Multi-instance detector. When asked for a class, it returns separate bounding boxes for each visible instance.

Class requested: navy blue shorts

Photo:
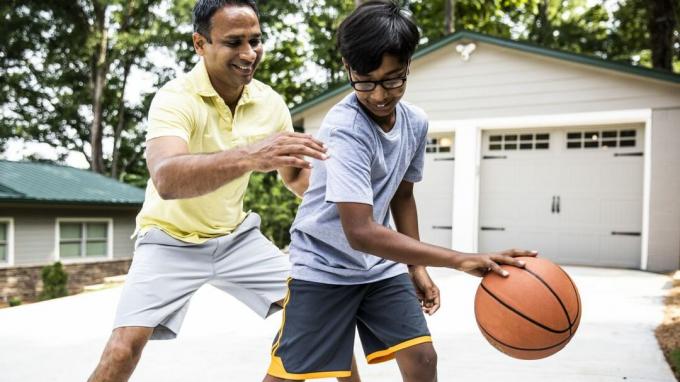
[267,273,432,380]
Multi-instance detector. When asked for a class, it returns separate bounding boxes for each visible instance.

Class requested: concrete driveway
[0,266,675,381]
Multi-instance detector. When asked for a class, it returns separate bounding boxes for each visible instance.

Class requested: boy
[264,1,536,381]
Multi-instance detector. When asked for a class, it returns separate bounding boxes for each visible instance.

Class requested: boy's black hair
[193,0,259,42]
[337,0,420,74]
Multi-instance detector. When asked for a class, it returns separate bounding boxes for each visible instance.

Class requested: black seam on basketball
[478,323,572,352]
[480,284,570,334]
[520,266,574,334]
[559,268,582,327]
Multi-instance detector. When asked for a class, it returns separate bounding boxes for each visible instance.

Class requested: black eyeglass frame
[347,67,410,92]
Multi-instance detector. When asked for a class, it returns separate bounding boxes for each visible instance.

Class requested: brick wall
[0,259,132,302]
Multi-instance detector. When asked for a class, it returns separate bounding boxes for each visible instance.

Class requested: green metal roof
[291,30,680,117]
[0,160,145,206]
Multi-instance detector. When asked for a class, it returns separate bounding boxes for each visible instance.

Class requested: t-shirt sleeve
[146,88,194,142]
[325,124,375,205]
[403,121,429,183]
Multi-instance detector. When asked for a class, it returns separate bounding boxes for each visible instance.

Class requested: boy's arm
[390,180,440,314]
[337,201,533,276]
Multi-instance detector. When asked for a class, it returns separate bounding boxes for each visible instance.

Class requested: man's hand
[455,249,538,278]
[247,132,328,172]
[409,266,440,315]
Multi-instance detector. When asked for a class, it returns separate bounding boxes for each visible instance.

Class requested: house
[0,160,144,301]
[291,30,680,272]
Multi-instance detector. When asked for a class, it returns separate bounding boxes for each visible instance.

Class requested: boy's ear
[342,57,350,71]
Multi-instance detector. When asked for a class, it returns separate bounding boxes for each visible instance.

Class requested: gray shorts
[113,213,290,340]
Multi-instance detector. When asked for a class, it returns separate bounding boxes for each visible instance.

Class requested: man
[263,2,537,381]
[88,1,359,381]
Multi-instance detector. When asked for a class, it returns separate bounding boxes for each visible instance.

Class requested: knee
[104,335,146,365]
[414,347,437,370]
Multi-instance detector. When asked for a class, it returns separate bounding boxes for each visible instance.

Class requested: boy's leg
[87,327,153,382]
[356,273,435,381]
[264,278,362,380]
[394,342,438,382]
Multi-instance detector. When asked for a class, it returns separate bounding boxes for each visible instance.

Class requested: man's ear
[193,32,207,55]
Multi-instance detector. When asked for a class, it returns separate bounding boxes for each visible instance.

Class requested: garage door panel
[479,125,643,268]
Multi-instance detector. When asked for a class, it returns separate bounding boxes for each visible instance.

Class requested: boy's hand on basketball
[409,266,440,315]
[455,249,538,278]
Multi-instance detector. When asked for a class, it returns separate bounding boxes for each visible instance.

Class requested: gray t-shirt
[289,93,428,285]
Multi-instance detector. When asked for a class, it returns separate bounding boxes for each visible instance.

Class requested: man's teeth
[237,65,250,70]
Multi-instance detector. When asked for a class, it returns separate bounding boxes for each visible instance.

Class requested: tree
[647,0,677,71]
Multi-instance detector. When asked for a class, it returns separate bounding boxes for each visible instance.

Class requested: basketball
[474,256,581,360]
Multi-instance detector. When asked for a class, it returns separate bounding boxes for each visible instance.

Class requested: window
[566,129,637,149]
[0,222,7,263]
[489,133,550,151]
[58,220,111,259]
[425,136,453,153]
[0,218,13,265]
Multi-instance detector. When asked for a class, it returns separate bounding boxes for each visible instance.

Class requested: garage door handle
[432,225,452,230]
[611,231,641,236]
[551,196,556,213]
[481,227,505,231]
[482,155,507,159]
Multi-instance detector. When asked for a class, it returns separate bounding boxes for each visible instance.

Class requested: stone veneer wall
[0,259,132,302]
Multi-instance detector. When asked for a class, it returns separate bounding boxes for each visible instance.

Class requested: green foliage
[244,172,301,248]
[39,262,69,301]
[8,297,22,307]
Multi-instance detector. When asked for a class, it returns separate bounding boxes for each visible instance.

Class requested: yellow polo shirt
[135,59,293,243]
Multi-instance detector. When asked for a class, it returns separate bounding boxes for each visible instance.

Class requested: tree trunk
[532,0,552,45]
[647,0,677,71]
[111,60,131,179]
[90,3,109,174]
[445,0,455,34]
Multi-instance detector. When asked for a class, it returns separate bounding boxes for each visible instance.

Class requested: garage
[478,125,644,268]
[414,134,455,248]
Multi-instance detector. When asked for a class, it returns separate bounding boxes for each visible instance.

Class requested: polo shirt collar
[190,59,257,105]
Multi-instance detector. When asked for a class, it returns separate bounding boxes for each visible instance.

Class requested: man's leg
[394,342,438,382]
[88,327,153,382]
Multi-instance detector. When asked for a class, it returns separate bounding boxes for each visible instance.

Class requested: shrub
[39,262,69,301]
[8,297,21,307]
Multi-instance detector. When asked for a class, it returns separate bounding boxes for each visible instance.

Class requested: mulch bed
[655,274,680,381]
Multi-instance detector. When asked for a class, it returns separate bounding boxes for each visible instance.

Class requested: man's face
[193,4,263,89]
[346,54,409,119]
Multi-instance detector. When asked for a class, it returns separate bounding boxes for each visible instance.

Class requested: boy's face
[345,54,409,119]
[193,4,263,90]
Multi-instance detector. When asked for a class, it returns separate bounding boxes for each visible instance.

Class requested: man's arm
[147,132,327,200]
[277,166,311,198]
[337,199,534,276]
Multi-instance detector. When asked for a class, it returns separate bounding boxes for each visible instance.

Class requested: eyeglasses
[347,68,409,92]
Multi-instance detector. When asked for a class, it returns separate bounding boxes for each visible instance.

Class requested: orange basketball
[474,256,581,360]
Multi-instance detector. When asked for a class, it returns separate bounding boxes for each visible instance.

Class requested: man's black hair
[193,0,259,42]
[337,0,420,74]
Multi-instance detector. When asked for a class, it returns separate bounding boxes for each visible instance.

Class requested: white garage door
[413,134,455,248]
[478,125,644,268]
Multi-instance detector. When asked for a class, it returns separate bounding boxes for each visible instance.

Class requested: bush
[8,297,21,307]
[244,172,301,248]
[39,262,69,301]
